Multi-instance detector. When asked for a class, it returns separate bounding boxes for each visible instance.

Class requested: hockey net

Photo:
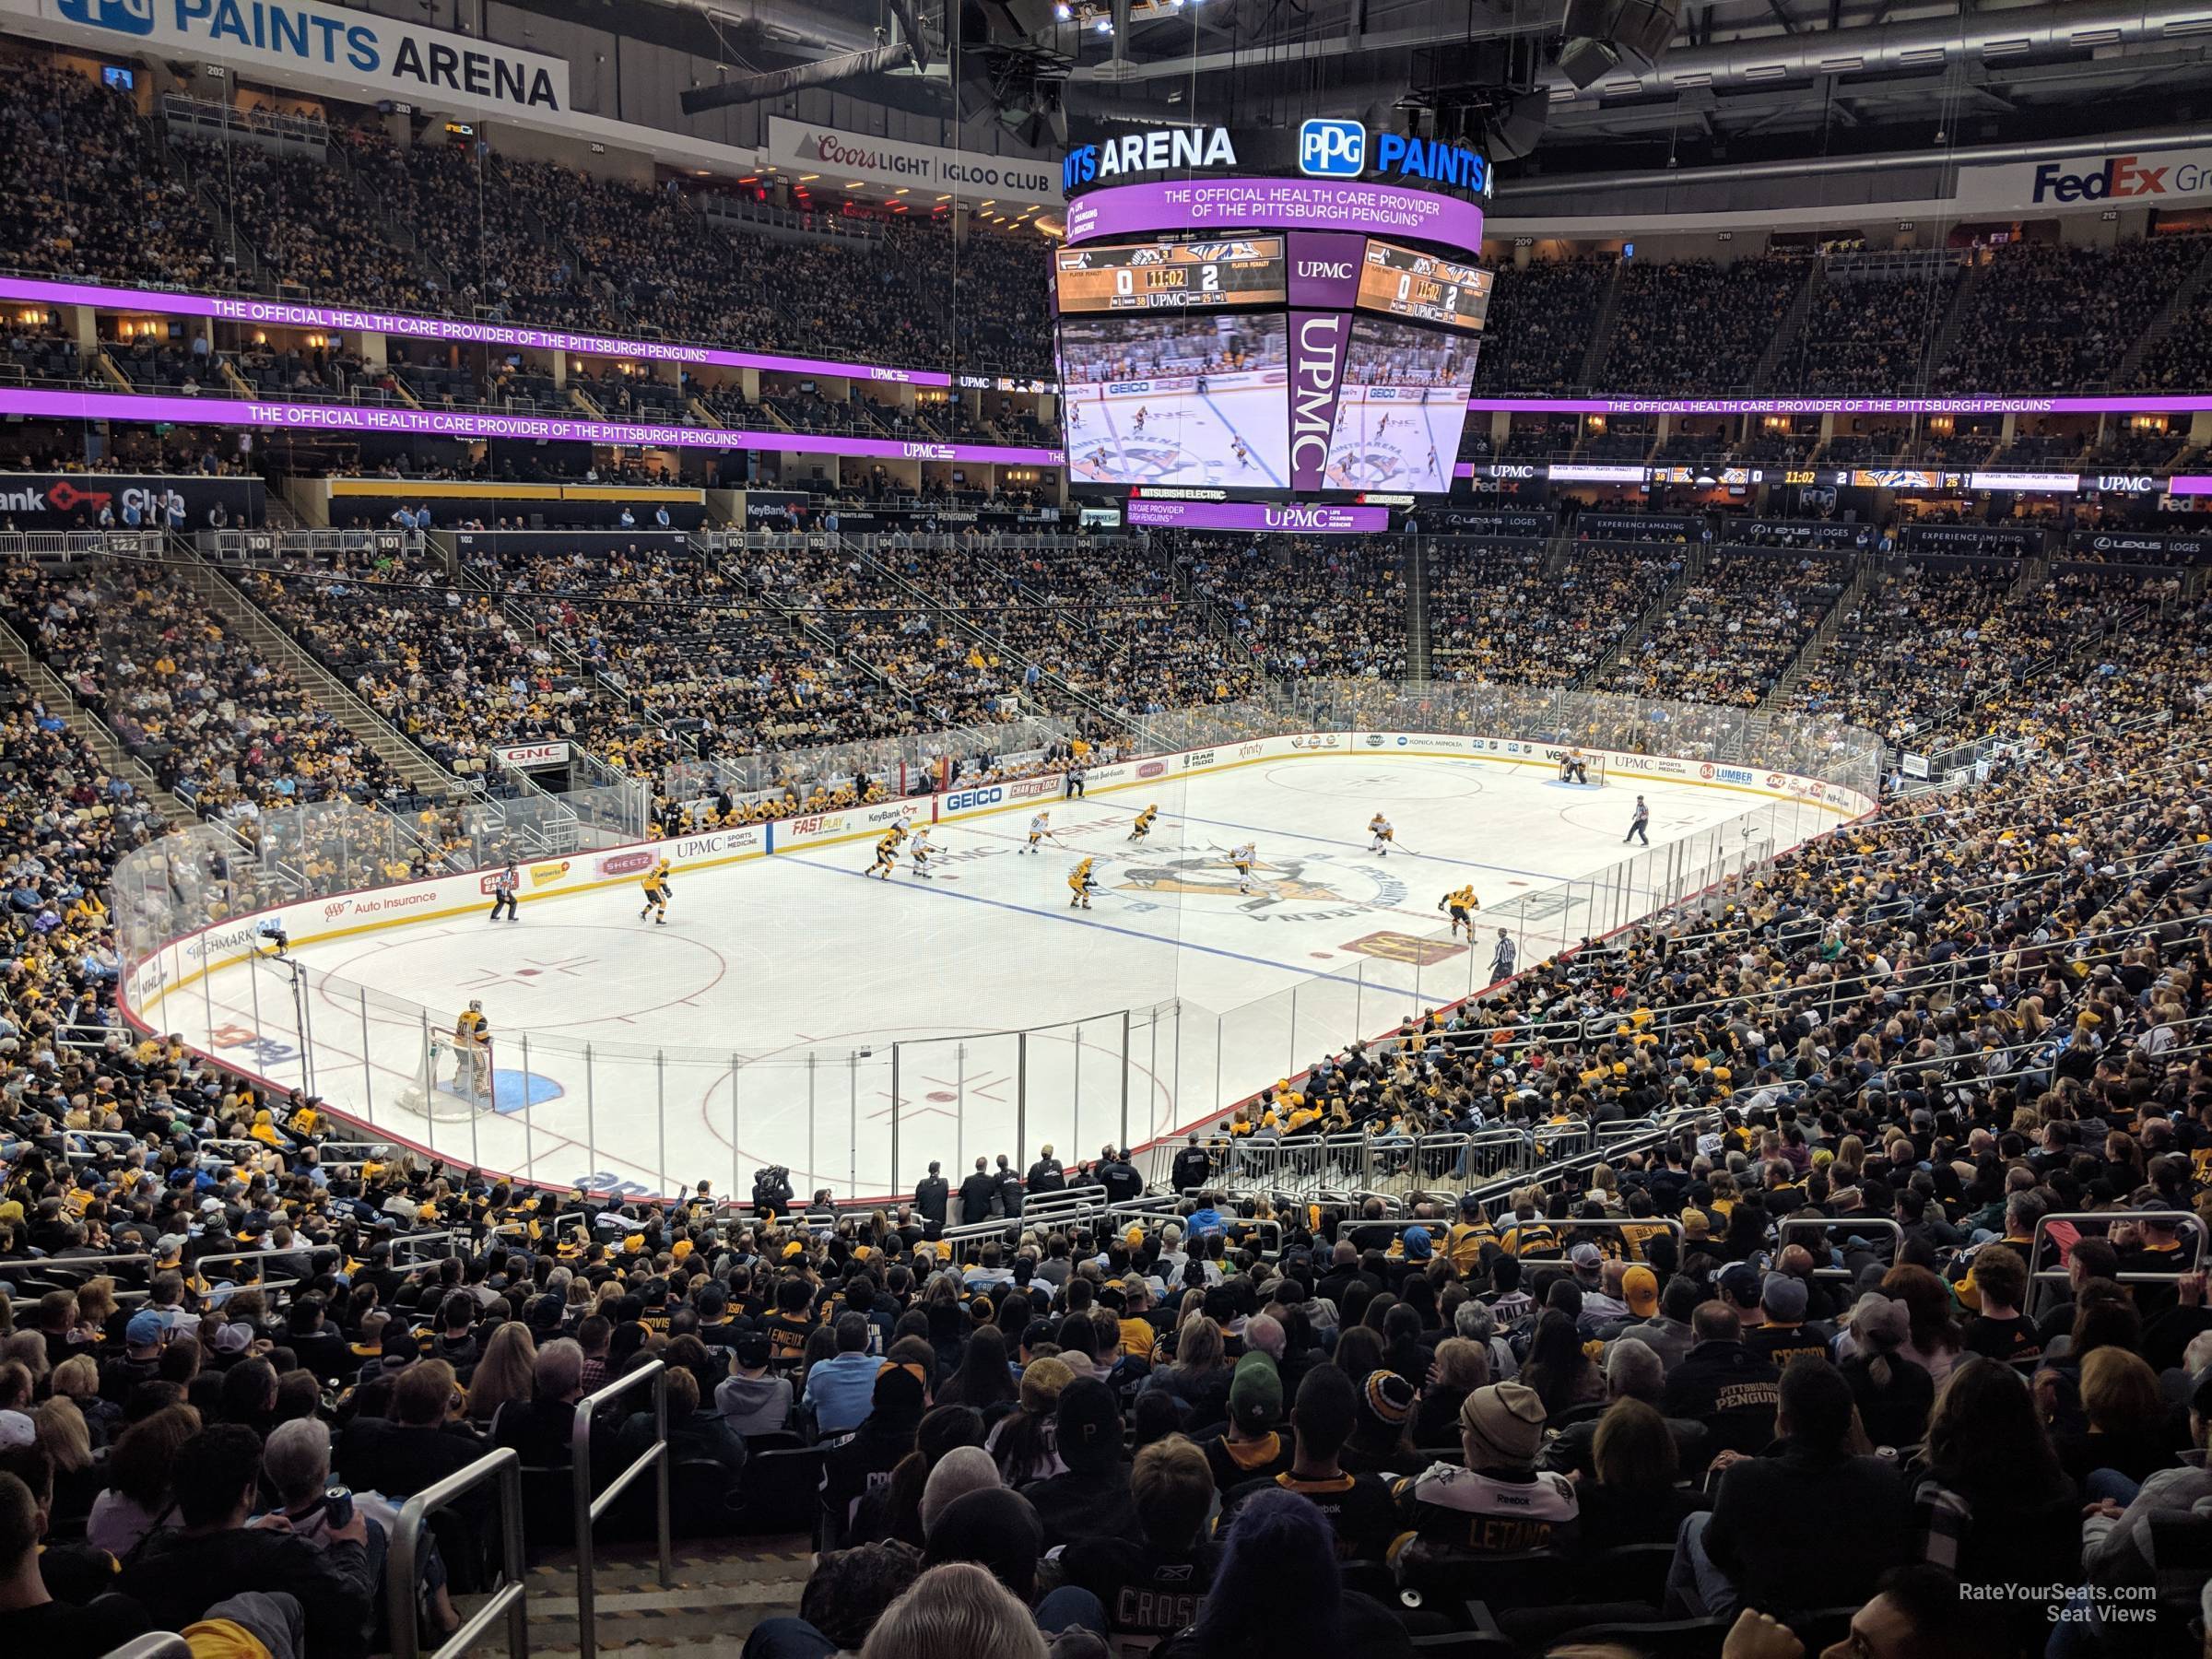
[395,1031,498,1121]
[1557,750,1607,787]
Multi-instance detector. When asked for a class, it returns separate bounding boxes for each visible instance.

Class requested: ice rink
[1324,390,1465,493]
[1067,386,1291,487]
[173,756,1812,1201]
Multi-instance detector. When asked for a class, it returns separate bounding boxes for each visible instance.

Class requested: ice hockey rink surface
[180,756,1801,1201]
[1066,387,1292,487]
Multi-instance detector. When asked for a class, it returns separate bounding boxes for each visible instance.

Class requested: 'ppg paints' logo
[57,0,153,35]
[1300,119,1366,177]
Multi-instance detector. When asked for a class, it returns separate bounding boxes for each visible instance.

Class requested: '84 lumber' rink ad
[119,730,1872,1201]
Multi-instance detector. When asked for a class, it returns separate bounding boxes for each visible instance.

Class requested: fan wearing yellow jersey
[1230,841,1256,895]
[1068,857,1098,911]
[1368,814,1395,855]
[639,860,672,924]
[1439,884,1480,938]
[1128,804,1159,842]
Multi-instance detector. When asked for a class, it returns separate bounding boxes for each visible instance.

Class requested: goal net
[395,1030,499,1121]
[1556,750,1607,787]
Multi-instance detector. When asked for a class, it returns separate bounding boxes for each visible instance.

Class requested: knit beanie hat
[1459,1381,1547,1468]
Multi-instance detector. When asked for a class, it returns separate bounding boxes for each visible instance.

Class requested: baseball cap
[1403,1227,1433,1263]
[1719,1262,1763,1308]
[735,1334,772,1369]
[1228,1351,1284,1433]
[1621,1265,1659,1318]
[1054,1377,1124,1473]
[212,1322,253,1356]
[1459,1382,1547,1467]
[1569,1241,1604,1277]
[1760,1273,1810,1323]
[0,1410,34,1450]
[125,1310,166,1347]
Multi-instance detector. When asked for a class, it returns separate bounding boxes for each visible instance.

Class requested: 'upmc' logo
[2030,154,2179,204]
[1300,119,1365,177]
[57,0,153,34]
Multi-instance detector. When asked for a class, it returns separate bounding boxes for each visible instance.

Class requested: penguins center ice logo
[1114,852,1407,923]
[1328,448,1405,489]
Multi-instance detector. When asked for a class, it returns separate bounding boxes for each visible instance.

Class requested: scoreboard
[1355,239,1492,332]
[1054,238,1288,312]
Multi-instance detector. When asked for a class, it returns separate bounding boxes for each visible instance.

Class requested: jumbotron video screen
[1056,232,1489,495]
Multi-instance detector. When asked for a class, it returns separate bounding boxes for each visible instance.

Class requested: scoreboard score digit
[1055,238,1288,312]
[1356,239,1494,332]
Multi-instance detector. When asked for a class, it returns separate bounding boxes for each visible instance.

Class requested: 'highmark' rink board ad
[121,734,1871,1025]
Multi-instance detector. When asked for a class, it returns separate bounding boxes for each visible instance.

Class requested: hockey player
[1129,804,1159,843]
[1021,812,1060,854]
[1439,884,1480,939]
[1068,857,1098,911]
[1368,814,1395,855]
[639,858,672,924]
[255,914,289,959]
[909,828,935,879]
[488,862,519,924]
[867,830,900,879]
[1559,748,1591,785]
[453,999,490,1097]
[1230,841,1257,895]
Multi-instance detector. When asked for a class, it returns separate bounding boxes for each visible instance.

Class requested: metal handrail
[100,1637,195,1659]
[1777,1215,1906,1279]
[2028,1210,2206,1286]
[571,1359,672,1659]
[387,1447,529,1659]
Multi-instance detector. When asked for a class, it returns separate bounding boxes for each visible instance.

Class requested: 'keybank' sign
[29,0,569,115]
[1956,144,2212,212]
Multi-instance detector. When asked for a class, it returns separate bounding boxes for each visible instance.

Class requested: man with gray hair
[1537,1337,1712,1477]
[1453,1300,1517,1381]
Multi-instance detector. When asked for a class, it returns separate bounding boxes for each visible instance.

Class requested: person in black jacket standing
[994,1155,1024,1219]
[913,1162,949,1231]
[1098,1146,1144,1205]
[1026,1146,1067,1194]
[959,1158,999,1226]
[1171,1134,1212,1196]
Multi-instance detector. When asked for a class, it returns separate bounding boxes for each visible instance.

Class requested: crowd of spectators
[1428,544,1678,687]
[1469,259,1616,394]
[1183,538,1409,683]
[0,500,2209,1657]
[1599,552,1847,707]
[1601,256,1809,394]
[1933,236,2209,394]
[0,559,408,824]
[1,687,2206,1656]
[1778,264,1954,394]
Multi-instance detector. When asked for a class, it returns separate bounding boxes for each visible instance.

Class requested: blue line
[781,854,1330,980]
[1200,391,1285,488]
[1075,794,1570,881]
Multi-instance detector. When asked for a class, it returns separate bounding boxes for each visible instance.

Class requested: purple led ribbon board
[0,386,1060,466]
[1124,500,1390,532]
[1065,179,1486,254]
[0,275,953,387]
[1467,394,2212,416]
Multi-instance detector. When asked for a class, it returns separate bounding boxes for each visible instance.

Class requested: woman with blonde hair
[2059,1347,2180,1492]
[34,1395,100,1533]
[48,1353,121,1448]
[1141,1315,1231,1425]
[465,1322,538,1430]
[858,1562,1046,1659]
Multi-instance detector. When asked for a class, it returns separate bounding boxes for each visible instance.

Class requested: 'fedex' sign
[2031,155,2181,203]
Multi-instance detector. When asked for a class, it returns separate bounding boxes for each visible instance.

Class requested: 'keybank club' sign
[1956,143,2212,212]
[21,0,570,117]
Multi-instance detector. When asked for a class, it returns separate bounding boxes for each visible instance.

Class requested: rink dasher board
[118,731,1875,1029]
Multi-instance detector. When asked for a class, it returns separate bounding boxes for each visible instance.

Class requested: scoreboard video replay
[1049,121,1496,506]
